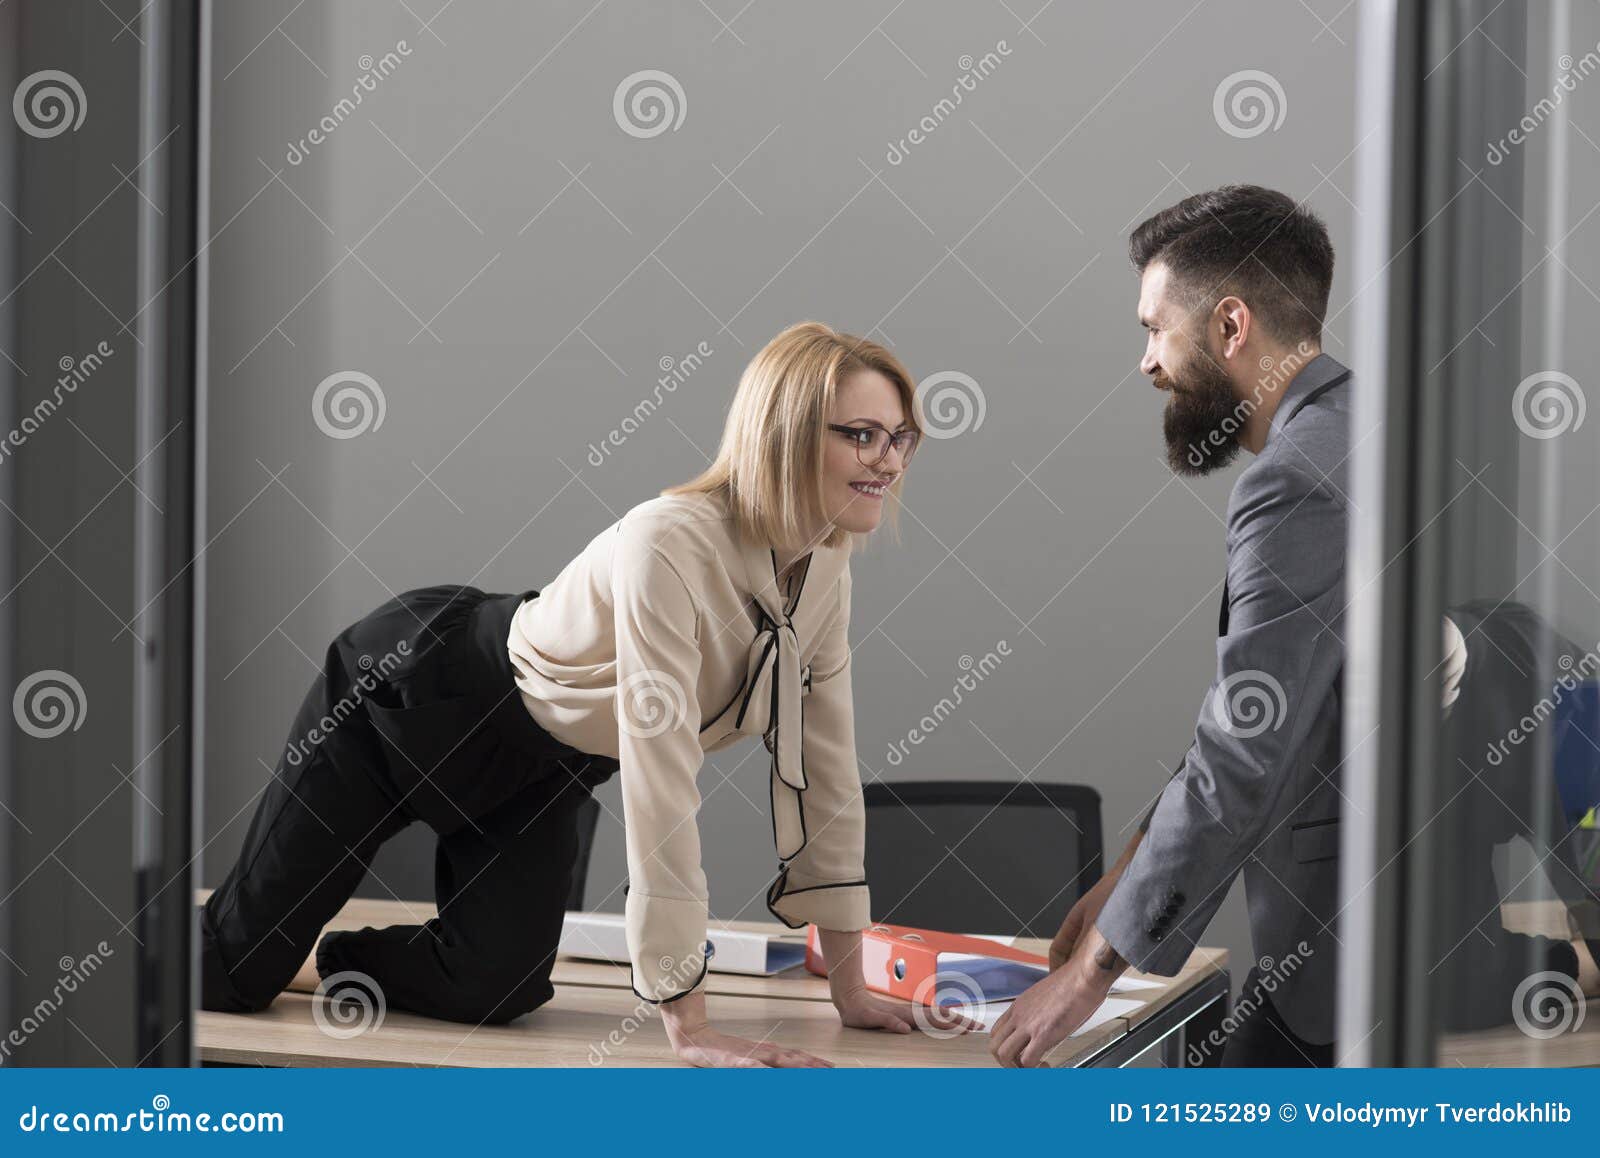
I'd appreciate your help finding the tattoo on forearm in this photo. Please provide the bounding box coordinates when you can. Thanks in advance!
[1093,941,1123,972]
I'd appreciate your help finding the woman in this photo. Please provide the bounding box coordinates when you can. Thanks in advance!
[200,321,957,1066]
[1432,601,1600,1027]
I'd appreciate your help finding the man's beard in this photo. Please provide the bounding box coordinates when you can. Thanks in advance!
[1160,356,1243,476]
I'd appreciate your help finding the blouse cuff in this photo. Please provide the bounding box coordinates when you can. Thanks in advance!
[767,876,871,932]
[625,890,710,1003]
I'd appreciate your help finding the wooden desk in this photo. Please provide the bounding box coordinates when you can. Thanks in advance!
[196,893,1230,1068]
[1438,1014,1600,1067]
[1436,900,1600,1067]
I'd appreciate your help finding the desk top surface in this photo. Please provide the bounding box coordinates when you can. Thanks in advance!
[198,893,1600,1067]
[196,893,1228,1068]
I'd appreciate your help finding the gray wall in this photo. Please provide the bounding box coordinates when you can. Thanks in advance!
[1514,0,1600,644]
[1488,0,1600,905]
[2,0,147,1065]
[201,0,1363,995]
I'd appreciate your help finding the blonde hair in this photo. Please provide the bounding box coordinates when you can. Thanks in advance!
[665,321,920,551]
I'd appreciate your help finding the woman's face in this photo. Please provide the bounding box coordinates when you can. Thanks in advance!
[821,368,913,536]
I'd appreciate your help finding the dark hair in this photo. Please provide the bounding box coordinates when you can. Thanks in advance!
[1128,184,1334,344]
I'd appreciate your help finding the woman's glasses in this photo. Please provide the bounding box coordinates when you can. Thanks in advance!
[828,423,920,469]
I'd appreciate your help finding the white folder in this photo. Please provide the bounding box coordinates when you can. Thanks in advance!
[558,911,808,977]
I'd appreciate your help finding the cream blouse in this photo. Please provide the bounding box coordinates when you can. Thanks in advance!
[505,491,871,1001]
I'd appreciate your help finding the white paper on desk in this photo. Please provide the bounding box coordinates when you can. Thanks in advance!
[958,996,1144,1035]
[1111,976,1162,993]
[951,935,1163,997]
[934,958,1162,995]
[935,952,1047,1002]
[927,949,1153,1035]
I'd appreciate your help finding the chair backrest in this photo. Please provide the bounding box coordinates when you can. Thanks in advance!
[568,794,601,909]
[863,780,1102,939]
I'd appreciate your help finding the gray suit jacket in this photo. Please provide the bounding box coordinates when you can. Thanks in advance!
[1097,352,1351,1045]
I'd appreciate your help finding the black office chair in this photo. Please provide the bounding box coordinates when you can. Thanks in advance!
[567,794,602,909]
[863,780,1102,939]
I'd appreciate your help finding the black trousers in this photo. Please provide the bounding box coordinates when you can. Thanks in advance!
[199,584,618,1025]
[1220,967,1335,1067]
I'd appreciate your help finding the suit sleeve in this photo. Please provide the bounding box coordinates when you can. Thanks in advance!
[1097,460,1346,975]
[767,570,872,932]
[611,521,711,1002]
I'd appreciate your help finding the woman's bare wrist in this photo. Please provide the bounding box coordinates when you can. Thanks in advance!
[828,974,867,1003]
[816,927,868,1001]
[657,988,709,1043]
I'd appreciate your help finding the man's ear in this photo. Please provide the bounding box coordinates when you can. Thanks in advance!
[1214,295,1251,360]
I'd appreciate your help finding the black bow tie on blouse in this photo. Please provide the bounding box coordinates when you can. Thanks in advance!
[708,551,815,864]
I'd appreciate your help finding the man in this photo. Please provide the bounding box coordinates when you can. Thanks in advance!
[991,185,1349,1067]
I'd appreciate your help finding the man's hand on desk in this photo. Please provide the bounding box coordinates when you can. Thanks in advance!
[989,924,1127,1067]
[1050,830,1142,970]
[1049,869,1123,971]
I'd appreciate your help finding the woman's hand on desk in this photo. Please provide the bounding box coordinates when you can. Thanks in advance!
[659,989,834,1068]
[831,986,983,1035]
[818,926,982,1036]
